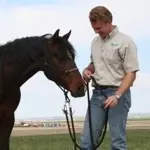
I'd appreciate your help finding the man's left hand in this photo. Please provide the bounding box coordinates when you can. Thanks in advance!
[104,95,118,108]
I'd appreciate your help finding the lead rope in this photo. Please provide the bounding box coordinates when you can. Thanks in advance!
[58,76,109,150]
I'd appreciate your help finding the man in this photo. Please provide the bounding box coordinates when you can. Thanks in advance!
[80,6,139,150]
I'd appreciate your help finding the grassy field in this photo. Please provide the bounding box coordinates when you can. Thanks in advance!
[10,129,150,150]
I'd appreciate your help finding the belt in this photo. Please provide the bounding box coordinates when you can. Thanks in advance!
[94,85,119,90]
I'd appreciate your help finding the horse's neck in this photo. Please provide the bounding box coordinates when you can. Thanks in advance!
[3,37,45,87]
[19,58,45,87]
[18,39,44,65]
[17,42,45,86]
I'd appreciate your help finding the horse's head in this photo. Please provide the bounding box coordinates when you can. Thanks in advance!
[42,29,85,97]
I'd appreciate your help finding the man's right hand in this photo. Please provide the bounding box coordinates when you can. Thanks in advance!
[82,69,93,84]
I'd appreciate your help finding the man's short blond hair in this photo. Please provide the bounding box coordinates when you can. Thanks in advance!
[89,6,113,23]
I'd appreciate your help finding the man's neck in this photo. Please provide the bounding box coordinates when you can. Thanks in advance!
[108,25,115,35]
[101,25,115,39]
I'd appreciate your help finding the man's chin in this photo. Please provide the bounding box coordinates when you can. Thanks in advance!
[99,33,107,39]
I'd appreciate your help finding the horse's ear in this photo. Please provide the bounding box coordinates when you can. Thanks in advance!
[52,29,60,38]
[62,30,71,41]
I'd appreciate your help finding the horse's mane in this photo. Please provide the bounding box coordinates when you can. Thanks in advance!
[0,36,43,53]
[0,34,76,62]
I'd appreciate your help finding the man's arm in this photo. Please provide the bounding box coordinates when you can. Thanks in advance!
[115,40,139,98]
[82,62,95,83]
[115,71,136,97]
[85,62,95,74]
[104,71,137,108]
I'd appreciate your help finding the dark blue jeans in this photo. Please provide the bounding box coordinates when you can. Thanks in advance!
[80,87,131,150]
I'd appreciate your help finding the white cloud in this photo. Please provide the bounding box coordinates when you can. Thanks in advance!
[15,72,90,118]
[130,72,150,113]
[133,72,150,89]
[0,0,150,46]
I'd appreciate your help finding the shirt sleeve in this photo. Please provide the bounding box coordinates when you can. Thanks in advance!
[122,40,139,73]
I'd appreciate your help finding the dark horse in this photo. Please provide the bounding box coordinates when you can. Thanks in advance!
[0,29,85,150]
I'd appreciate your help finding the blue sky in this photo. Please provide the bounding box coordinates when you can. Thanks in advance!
[0,0,150,119]
[134,39,150,73]
[5,0,72,6]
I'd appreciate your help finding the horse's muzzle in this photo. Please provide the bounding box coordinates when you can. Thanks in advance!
[70,84,85,98]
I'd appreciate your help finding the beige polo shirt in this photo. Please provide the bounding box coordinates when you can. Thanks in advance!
[91,26,139,86]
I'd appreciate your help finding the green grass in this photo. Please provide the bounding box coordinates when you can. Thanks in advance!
[10,129,150,150]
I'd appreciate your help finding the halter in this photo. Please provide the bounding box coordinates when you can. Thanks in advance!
[44,60,78,77]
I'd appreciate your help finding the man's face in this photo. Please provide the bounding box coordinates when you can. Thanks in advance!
[90,20,112,38]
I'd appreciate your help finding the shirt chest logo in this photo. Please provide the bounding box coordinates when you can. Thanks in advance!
[110,42,119,47]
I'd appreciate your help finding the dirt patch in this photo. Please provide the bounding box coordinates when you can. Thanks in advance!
[11,120,150,137]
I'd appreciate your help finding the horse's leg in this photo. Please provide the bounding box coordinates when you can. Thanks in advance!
[0,87,20,150]
[0,112,15,150]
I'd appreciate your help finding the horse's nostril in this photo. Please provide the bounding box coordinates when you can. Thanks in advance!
[71,84,85,97]
[78,85,84,91]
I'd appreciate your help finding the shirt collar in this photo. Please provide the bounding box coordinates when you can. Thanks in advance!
[108,25,118,38]
[101,25,118,41]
